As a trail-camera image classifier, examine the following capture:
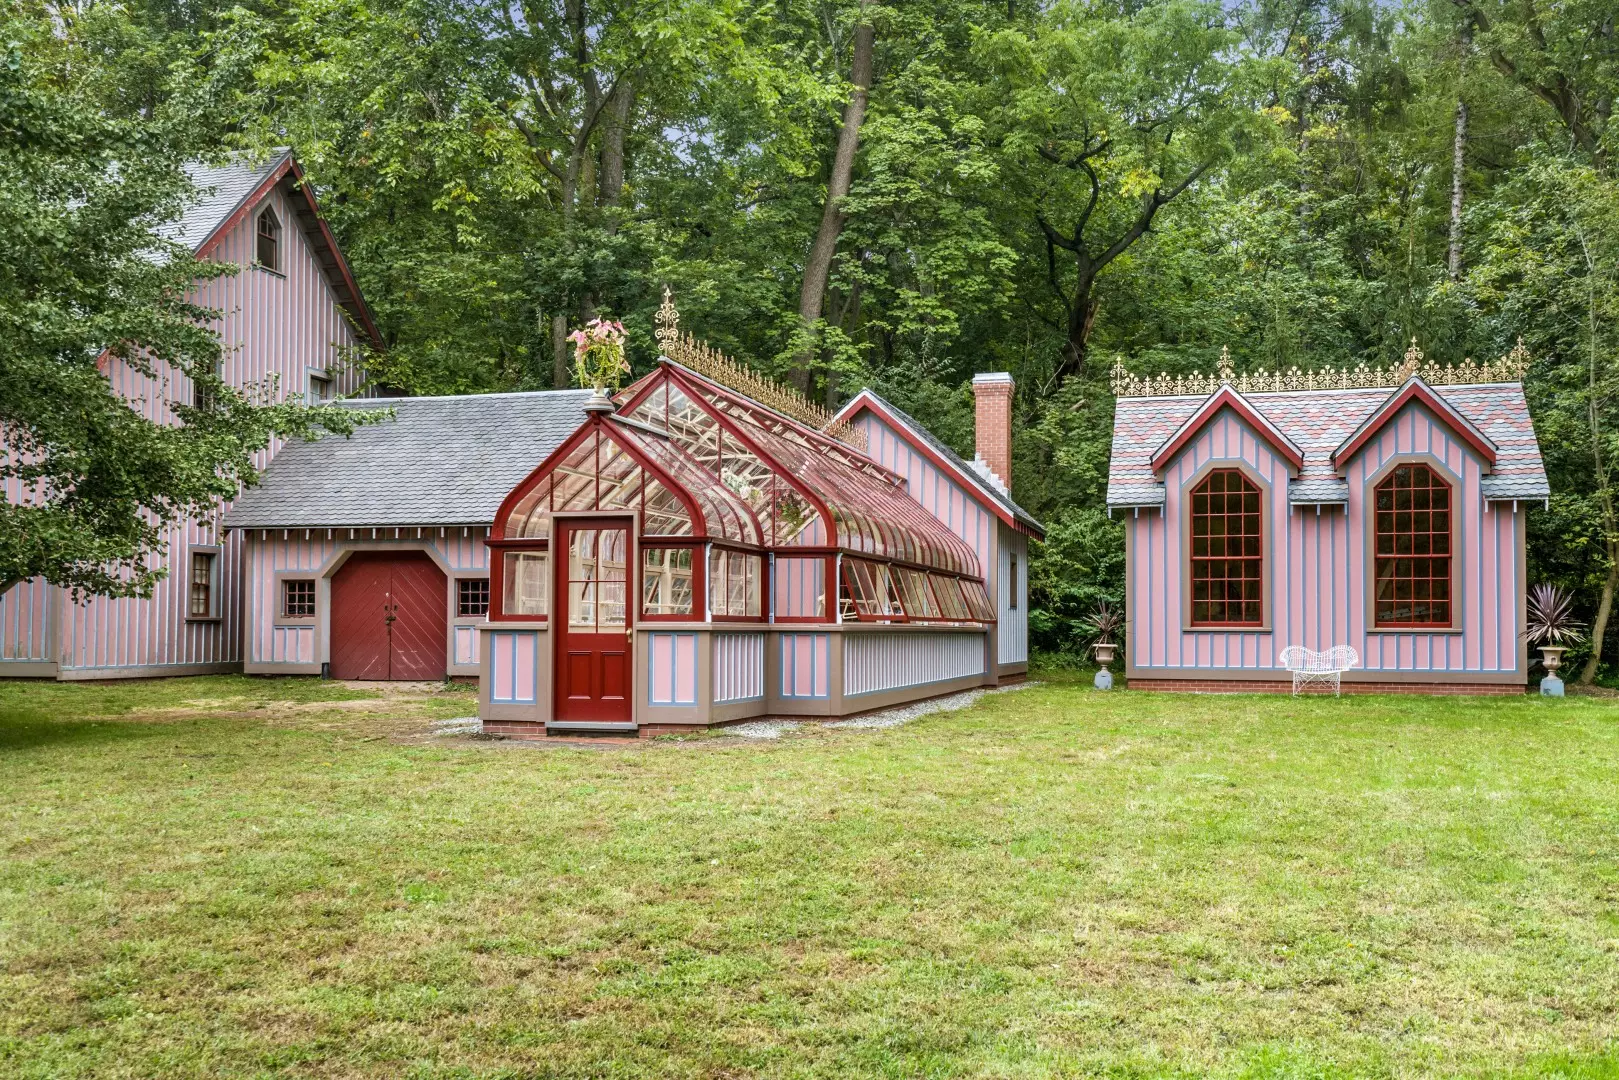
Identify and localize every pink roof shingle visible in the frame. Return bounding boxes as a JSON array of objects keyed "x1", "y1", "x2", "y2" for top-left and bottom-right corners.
[{"x1": 1107, "y1": 380, "x2": 1548, "y2": 507}]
